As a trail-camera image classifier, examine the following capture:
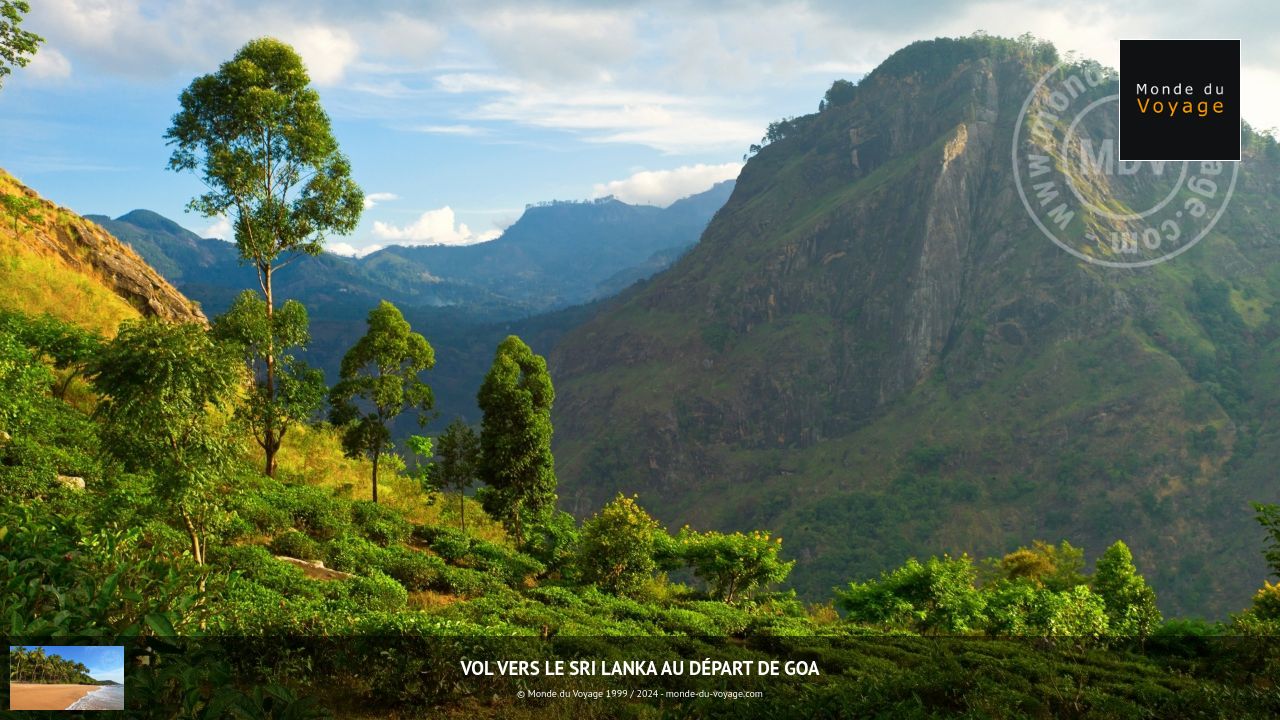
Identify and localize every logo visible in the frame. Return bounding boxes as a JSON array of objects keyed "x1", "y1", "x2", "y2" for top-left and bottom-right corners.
[{"x1": 1012, "y1": 61, "x2": 1238, "y2": 268}]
